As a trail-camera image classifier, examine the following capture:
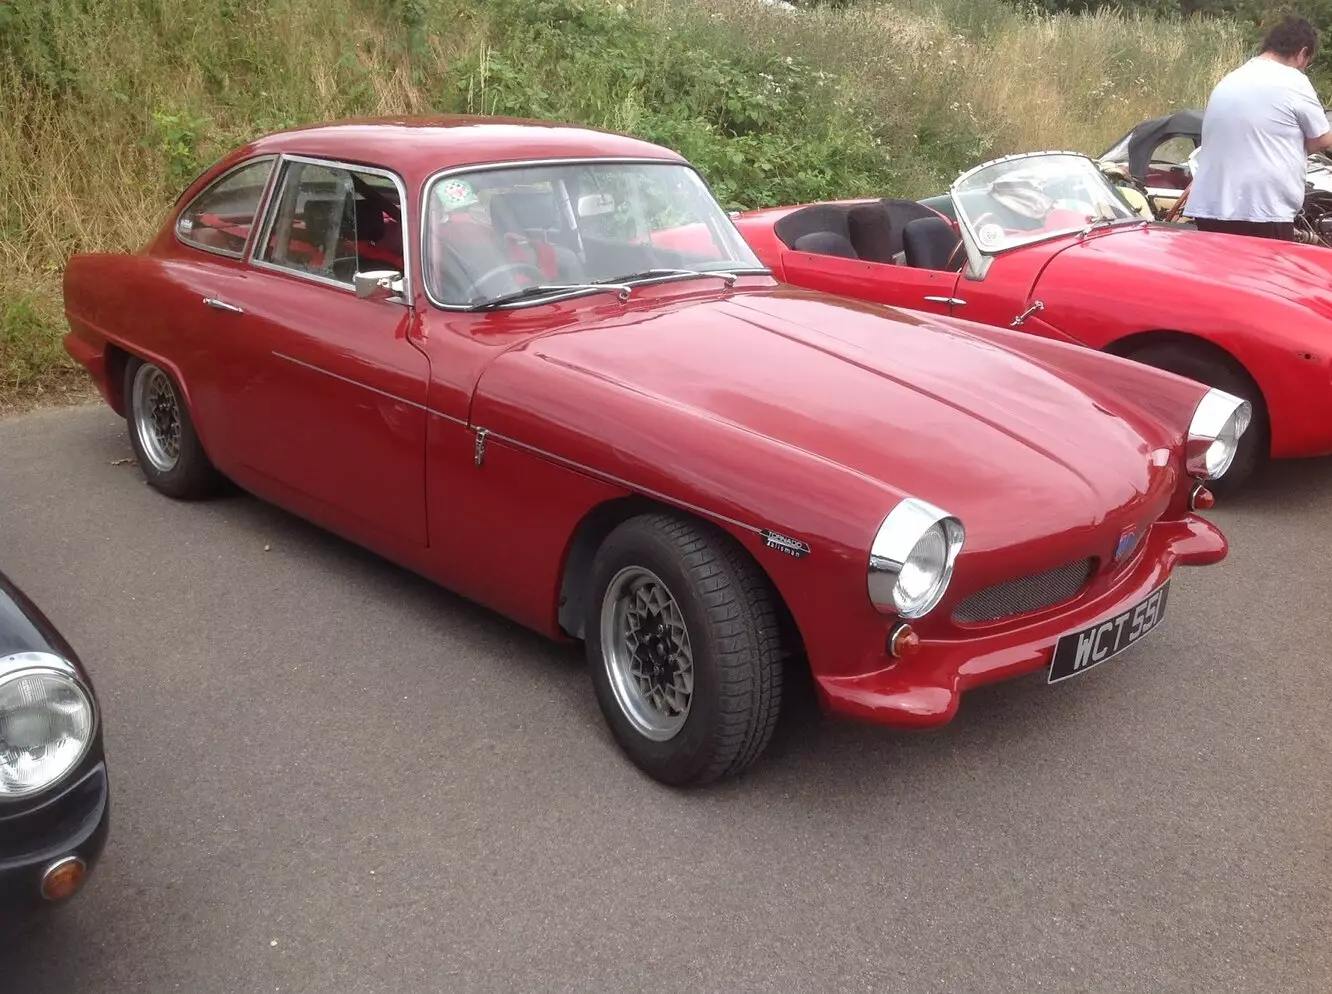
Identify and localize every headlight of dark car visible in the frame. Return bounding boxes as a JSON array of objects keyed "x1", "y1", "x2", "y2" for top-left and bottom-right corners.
[
  {"x1": 0, "y1": 652, "x2": 96, "y2": 799},
  {"x1": 1186, "y1": 387, "x2": 1252, "y2": 480},
  {"x1": 868, "y1": 498, "x2": 966, "y2": 619}
]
